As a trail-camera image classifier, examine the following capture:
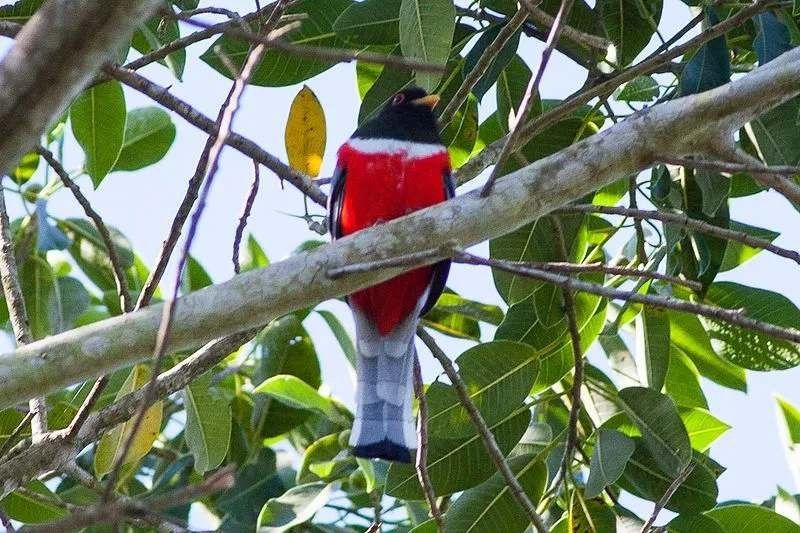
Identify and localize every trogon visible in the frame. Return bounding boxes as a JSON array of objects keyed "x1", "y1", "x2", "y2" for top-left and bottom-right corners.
[{"x1": 328, "y1": 87, "x2": 453, "y2": 462}]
